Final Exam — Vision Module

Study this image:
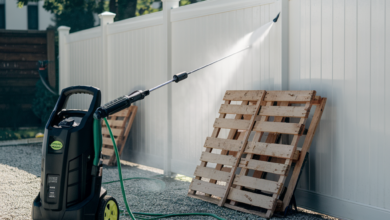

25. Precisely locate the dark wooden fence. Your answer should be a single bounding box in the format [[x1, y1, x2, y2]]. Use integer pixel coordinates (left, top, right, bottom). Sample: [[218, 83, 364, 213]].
[[0, 29, 55, 128]]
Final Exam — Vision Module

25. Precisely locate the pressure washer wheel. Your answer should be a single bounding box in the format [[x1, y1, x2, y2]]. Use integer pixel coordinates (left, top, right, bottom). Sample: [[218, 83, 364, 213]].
[[97, 195, 119, 220]]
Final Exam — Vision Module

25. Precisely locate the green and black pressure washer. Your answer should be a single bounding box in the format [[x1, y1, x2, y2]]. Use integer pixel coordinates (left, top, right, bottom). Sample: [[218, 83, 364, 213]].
[[32, 14, 281, 220], [31, 86, 112, 220]]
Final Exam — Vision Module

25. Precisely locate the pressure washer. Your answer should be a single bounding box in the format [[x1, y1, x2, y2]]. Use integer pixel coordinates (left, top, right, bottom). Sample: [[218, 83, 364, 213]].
[[31, 14, 280, 220]]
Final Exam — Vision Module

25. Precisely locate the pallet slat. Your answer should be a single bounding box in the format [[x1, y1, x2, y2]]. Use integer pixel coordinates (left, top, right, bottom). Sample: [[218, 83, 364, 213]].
[[260, 106, 309, 118], [240, 159, 288, 175], [101, 147, 114, 156], [194, 166, 231, 182], [223, 90, 265, 101], [213, 118, 251, 130], [102, 119, 125, 128], [200, 152, 237, 166], [244, 142, 295, 159], [233, 175, 281, 194], [103, 137, 116, 146], [219, 104, 257, 115], [227, 188, 275, 209], [204, 137, 243, 151], [264, 90, 315, 102], [102, 127, 122, 136], [189, 179, 227, 198], [253, 121, 304, 135]]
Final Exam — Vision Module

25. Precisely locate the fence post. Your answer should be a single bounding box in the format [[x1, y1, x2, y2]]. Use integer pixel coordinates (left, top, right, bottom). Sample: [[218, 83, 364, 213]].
[[99, 12, 116, 103], [58, 26, 71, 91], [162, 0, 179, 177]]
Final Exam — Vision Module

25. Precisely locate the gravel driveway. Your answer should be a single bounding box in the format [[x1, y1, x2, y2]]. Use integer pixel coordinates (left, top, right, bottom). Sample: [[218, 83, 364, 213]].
[[0, 145, 337, 220]]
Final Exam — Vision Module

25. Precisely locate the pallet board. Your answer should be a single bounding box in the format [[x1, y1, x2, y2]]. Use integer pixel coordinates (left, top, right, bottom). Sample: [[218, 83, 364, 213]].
[[188, 90, 327, 219], [101, 105, 137, 166], [188, 90, 266, 202]]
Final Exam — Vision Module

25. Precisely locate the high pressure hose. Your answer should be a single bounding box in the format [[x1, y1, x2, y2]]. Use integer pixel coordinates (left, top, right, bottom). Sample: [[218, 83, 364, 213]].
[[97, 118, 226, 220], [93, 119, 103, 166]]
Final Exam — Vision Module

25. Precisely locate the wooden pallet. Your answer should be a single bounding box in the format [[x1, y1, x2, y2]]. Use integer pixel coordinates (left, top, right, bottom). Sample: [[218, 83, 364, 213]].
[[101, 105, 137, 166], [187, 90, 266, 204], [188, 90, 327, 219]]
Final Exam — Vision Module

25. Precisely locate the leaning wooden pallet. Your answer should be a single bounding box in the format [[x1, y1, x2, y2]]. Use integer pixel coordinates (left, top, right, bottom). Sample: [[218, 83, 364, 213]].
[[223, 90, 317, 218], [187, 90, 266, 204], [188, 90, 327, 219], [101, 105, 137, 165]]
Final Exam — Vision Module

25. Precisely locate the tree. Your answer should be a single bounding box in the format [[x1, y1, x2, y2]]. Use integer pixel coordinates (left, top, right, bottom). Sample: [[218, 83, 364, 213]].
[[17, 0, 204, 30], [18, 0, 105, 32]]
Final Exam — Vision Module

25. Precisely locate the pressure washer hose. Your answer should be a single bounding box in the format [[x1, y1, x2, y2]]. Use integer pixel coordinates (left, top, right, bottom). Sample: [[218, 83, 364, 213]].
[[95, 118, 226, 220]]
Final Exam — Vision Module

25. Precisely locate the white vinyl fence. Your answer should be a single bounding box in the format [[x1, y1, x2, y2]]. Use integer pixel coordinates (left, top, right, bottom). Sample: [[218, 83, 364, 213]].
[[58, 0, 284, 174], [58, 0, 390, 219]]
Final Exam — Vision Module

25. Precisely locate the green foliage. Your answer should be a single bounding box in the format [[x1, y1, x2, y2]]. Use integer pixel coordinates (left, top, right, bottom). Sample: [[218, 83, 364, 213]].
[[115, 0, 137, 20], [45, 0, 106, 33], [18, 0, 106, 33], [136, 0, 160, 16], [180, 0, 204, 6], [32, 81, 59, 126], [0, 130, 18, 141], [17, 0, 204, 31], [135, 0, 204, 16], [0, 128, 44, 141]]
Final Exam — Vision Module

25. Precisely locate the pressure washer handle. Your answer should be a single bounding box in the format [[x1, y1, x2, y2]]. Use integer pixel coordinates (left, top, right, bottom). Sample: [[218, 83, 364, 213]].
[[93, 90, 149, 119]]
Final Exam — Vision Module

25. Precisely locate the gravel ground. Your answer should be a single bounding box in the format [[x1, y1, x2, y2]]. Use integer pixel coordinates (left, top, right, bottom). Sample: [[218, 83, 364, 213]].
[[0, 145, 338, 220]]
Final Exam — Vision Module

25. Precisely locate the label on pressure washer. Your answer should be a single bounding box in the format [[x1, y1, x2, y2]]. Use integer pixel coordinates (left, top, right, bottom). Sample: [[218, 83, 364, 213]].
[[50, 141, 63, 150]]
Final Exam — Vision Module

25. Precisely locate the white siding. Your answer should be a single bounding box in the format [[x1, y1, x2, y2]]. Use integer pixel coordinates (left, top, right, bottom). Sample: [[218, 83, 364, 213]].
[[38, 0, 54, 30], [4, 0, 53, 30], [5, 0, 27, 30]]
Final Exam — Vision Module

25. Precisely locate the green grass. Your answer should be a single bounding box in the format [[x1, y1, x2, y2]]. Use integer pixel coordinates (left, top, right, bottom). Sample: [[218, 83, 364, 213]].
[[0, 128, 44, 141]]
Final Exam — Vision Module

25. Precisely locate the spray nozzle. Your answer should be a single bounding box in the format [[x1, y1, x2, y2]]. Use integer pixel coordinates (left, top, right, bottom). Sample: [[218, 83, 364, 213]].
[[273, 13, 280, 23]]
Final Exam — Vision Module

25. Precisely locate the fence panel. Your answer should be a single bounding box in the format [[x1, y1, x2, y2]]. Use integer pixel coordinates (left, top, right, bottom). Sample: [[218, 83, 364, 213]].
[[289, 0, 390, 219], [60, 27, 103, 109], [107, 12, 166, 169]]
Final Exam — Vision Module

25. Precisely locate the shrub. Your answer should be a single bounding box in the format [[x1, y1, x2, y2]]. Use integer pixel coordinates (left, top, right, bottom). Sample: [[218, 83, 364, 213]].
[[32, 81, 59, 126]]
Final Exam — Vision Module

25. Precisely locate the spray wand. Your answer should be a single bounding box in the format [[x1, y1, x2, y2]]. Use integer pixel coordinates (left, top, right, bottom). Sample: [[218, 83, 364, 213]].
[[93, 47, 248, 120], [94, 13, 280, 120]]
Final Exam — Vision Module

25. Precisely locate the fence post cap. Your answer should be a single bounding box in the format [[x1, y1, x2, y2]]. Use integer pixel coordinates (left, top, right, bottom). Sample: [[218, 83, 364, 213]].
[[99, 11, 116, 19], [57, 26, 71, 32], [161, 0, 180, 2]]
